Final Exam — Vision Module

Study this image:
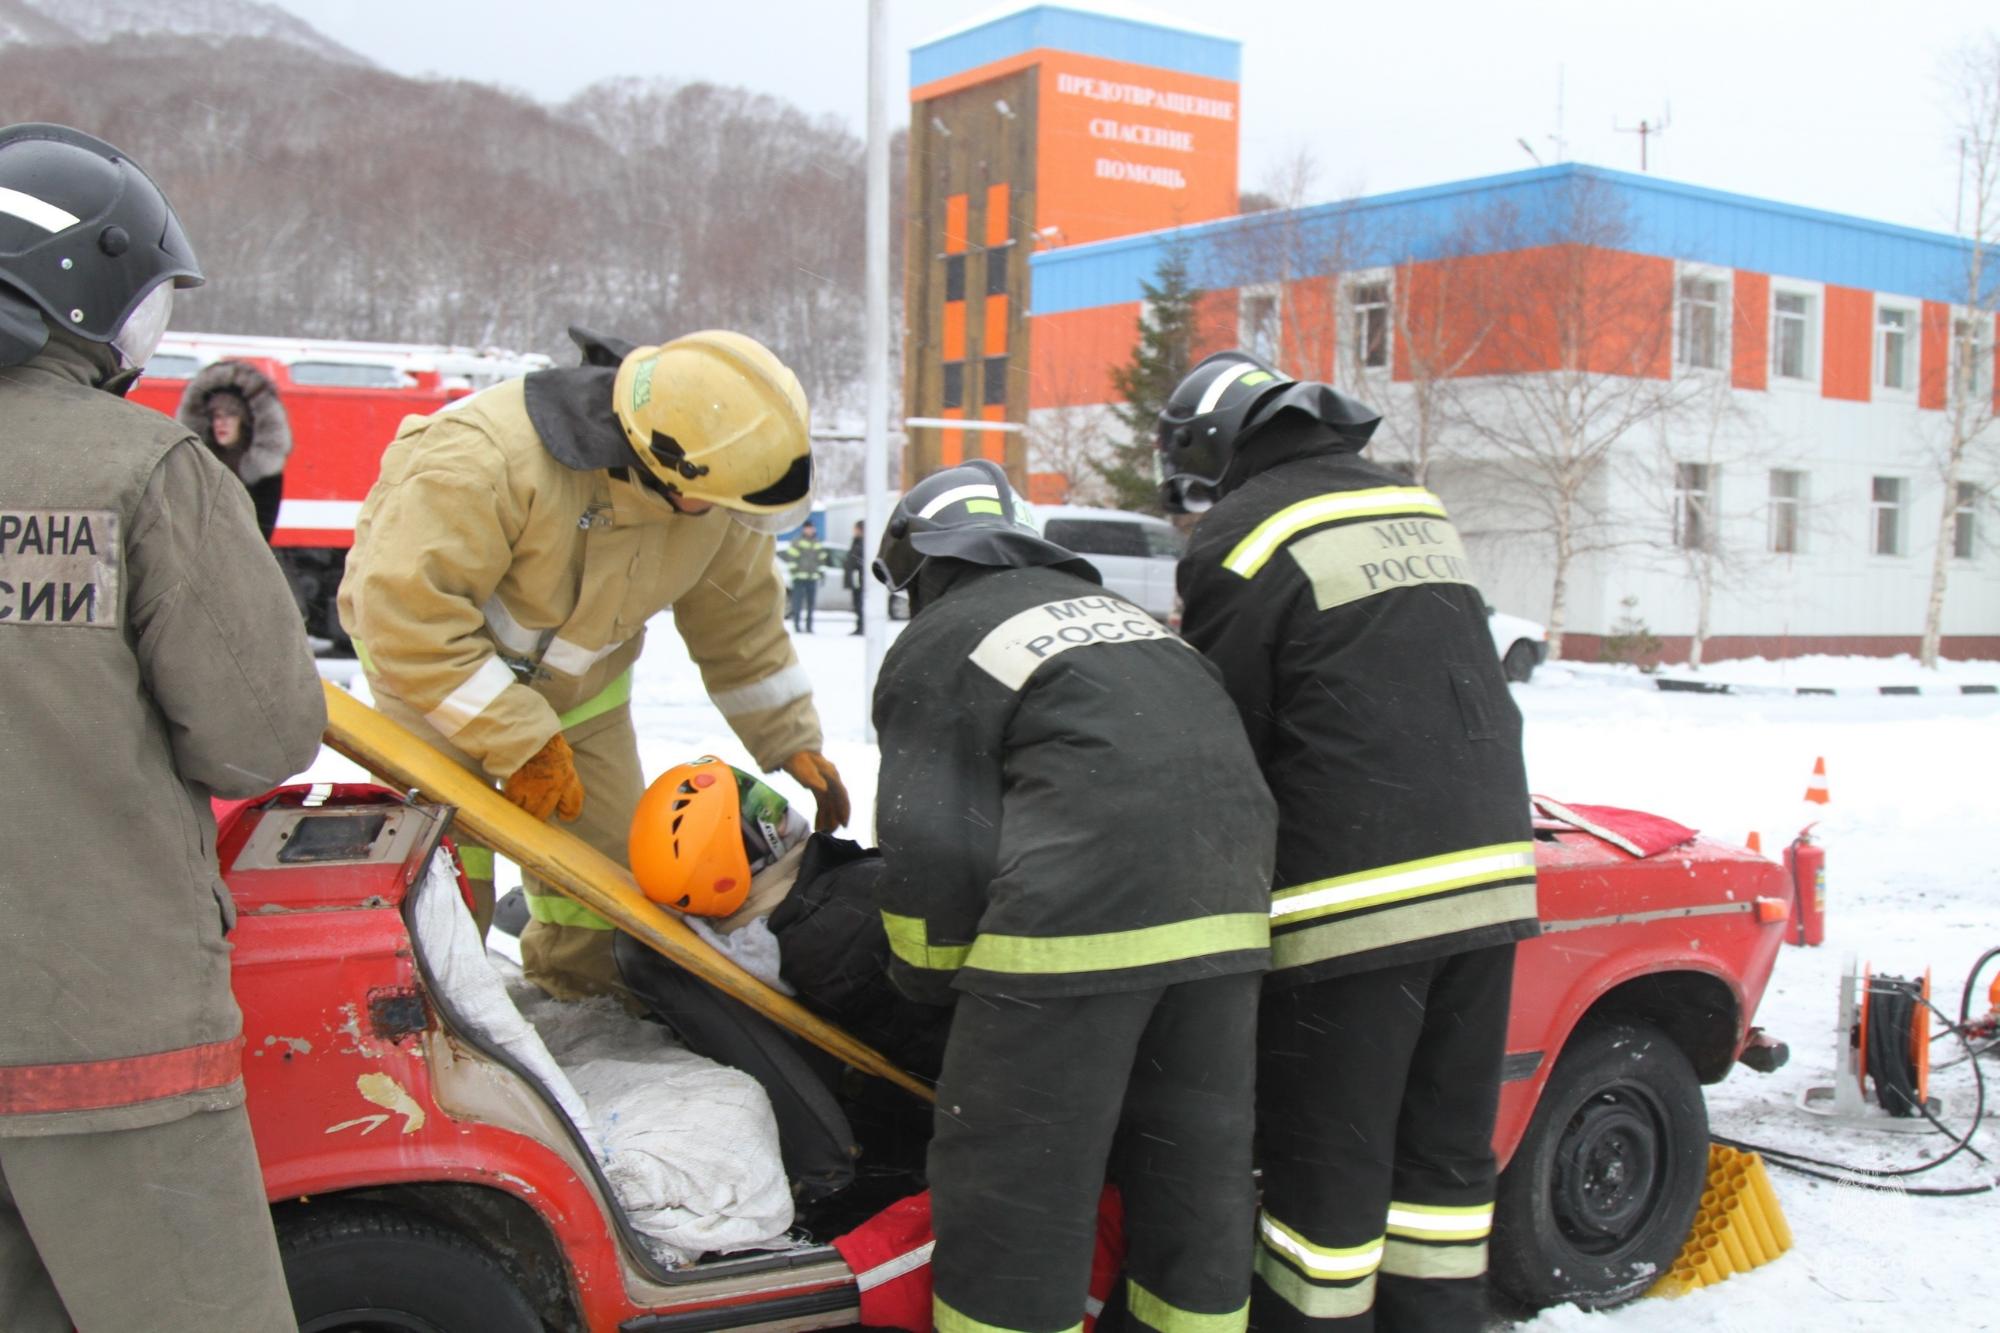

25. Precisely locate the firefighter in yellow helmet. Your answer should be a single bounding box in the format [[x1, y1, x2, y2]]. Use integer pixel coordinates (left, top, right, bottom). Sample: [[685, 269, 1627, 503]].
[[339, 327, 850, 1002]]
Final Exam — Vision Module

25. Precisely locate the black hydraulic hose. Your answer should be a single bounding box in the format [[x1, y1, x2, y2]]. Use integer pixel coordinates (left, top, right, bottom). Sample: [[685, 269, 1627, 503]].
[[1714, 977, 1994, 1195]]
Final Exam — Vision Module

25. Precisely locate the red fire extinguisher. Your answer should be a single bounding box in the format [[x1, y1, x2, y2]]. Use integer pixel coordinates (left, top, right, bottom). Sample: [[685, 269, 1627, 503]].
[[1785, 824, 1826, 947]]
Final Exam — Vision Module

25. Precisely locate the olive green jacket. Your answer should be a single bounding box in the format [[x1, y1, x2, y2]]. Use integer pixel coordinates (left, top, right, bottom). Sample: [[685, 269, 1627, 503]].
[[0, 338, 326, 1135]]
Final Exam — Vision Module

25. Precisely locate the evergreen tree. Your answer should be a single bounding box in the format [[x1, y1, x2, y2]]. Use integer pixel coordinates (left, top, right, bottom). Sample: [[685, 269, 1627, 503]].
[[1096, 245, 1200, 513]]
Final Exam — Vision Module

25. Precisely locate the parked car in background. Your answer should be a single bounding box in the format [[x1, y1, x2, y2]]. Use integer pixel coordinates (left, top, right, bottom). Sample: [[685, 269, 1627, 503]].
[[1490, 605, 1549, 682], [1033, 505, 1184, 621]]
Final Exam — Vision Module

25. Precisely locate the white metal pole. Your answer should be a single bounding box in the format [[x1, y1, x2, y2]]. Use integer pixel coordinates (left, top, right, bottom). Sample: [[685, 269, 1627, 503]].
[[862, 0, 891, 745]]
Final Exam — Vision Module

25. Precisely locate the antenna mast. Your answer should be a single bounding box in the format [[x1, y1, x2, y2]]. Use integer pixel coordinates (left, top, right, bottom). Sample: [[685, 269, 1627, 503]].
[[1614, 104, 1672, 172]]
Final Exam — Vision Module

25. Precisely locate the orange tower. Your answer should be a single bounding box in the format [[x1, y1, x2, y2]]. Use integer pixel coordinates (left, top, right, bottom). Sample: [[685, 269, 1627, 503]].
[[904, 5, 1242, 487]]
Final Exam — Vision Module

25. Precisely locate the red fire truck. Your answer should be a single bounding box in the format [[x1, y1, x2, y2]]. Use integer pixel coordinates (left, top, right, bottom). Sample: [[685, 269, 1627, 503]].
[[126, 332, 549, 642], [215, 781, 1797, 1329]]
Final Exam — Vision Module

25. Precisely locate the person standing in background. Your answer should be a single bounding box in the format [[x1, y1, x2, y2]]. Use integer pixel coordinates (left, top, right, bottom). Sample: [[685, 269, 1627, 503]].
[[176, 358, 289, 543], [843, 518, 864, 634], [782, 519, 825, 634]]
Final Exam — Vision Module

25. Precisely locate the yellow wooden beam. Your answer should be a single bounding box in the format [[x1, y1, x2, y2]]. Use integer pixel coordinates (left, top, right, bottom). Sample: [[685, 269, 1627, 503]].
[[321, 681, 934, 1103]]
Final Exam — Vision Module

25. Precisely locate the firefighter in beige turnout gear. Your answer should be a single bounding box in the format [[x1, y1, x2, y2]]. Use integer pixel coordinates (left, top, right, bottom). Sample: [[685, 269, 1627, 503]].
[[339, 327, 850, 1002], [0, 123, 326, 1333]]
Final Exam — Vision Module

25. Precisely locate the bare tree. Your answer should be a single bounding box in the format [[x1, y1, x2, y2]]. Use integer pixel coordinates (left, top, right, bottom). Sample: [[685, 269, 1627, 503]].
[[1196, 148, 1350, 378], [0, 39, 902, 416], [1355, 214, 1501, 486], [1457, 175, 1692, 658], [1921, 33, 2000, 668], [1626, 355, 1765, 669]]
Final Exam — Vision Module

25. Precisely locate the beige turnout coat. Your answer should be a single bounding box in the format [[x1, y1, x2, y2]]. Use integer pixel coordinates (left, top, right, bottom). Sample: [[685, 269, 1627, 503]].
[[337, 377, 820, 782], [0, 338, 326, 1136]]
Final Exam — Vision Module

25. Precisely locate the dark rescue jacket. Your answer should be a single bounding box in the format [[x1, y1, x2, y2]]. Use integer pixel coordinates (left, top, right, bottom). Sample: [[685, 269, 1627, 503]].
[[1178, 432, 1539, 986], [872, 562, 1275, 1003]]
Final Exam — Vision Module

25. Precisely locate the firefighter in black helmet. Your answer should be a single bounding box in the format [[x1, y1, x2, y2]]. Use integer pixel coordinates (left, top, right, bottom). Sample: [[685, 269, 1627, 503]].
[[1160, 352, 1539, 1332], [0, 123, 323, 1332], [871, 458, 1277, 1333]]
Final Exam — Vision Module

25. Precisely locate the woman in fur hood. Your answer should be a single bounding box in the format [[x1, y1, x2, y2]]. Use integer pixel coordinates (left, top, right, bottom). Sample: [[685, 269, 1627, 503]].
[[176, 359, 291, 542]]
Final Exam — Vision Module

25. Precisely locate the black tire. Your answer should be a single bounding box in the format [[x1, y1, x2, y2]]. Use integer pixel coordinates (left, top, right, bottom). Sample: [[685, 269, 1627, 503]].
[[1491, 1020, 1707, 1311], [280, 1204, 544, 1333], [1503, 640, 1538, 683]]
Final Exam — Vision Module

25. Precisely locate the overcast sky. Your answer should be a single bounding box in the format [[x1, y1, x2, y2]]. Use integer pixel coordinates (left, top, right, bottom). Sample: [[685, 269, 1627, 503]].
[[270, 1, 1995, 236]]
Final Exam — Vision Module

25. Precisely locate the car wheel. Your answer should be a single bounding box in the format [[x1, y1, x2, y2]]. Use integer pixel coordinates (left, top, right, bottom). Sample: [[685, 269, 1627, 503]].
[[1491, 1020, 1707, 1311], [1503, 641, 1538, 683], [280, 1204, 544, 1333]]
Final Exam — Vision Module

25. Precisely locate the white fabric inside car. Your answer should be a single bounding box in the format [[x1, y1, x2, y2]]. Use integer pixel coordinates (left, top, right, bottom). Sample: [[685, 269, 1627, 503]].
[[409, 856, 794, 1264]]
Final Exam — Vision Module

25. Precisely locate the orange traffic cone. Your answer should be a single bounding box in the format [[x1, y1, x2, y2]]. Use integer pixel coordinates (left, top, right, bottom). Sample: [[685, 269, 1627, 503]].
[[1746, 831, 1763, 855], [1803, 758, 1829, 805]]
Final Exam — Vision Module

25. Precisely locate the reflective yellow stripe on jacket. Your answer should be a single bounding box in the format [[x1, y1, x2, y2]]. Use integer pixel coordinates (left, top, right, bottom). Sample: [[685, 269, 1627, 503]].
[[1224, 487, 1448, 578], [881, 912, 1268, 980], [1268, 842, 1536, 972]]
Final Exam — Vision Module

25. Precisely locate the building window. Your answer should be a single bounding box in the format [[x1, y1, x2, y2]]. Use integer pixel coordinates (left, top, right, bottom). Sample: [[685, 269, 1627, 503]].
[[1240, 286, 1280, 364], [1675, 463, 1715, 550], [1351, 280, 1391, 370], [941, 361, 964, 410], [1955, 481, 1979, 560], [1773, 291, 1816, 381], [1877, 305, 1914, 391], [1769, 469, 1806, 555], [1678, 276, 1724, 370], [1954, 316, 1992, 400], [985, 248, 1009, 297], [944, 255, 966, 302], [1871, 476, 1907, 556], [982, 356, 1008, 407]]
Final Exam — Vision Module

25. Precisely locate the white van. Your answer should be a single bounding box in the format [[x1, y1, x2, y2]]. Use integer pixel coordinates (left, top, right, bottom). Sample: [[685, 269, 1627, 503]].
[[1033, 505, 1185, 621]]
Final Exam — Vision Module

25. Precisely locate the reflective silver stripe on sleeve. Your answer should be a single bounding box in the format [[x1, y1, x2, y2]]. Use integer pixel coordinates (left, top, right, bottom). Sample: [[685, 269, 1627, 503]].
[[423, 656, 519, 737], [541, 635, 623, 677], [480, 594, 546, 656], [0, 186, 79, 233], [709, 662, 812, 717]]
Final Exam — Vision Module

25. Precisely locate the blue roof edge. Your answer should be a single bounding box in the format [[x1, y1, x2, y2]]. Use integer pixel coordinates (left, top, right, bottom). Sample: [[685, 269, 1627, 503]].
[[1028, 163, 1997, 314]]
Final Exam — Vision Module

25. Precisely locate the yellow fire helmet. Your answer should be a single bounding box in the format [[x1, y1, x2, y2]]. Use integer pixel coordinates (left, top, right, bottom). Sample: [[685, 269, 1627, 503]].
[[613, 330, 814, 534]]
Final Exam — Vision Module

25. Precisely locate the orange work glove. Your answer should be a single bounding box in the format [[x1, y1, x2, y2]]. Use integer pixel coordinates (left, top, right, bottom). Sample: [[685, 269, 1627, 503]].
[[782, 750, 851, 832], [503, 733, 585, 823]]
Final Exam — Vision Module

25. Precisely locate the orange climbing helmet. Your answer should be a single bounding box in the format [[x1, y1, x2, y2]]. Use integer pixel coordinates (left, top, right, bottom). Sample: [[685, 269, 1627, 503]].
[[628, 757, 753, 916], [629, 756, 810, 916]]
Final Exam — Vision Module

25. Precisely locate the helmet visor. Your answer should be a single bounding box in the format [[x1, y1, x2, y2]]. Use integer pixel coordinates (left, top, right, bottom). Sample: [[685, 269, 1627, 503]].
[[728, 495, 813, 536], [112, 281, 172, 370]]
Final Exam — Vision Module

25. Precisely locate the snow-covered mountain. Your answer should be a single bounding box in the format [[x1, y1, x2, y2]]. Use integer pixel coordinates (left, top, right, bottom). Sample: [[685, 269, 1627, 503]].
[[0, 0, 364, 63]]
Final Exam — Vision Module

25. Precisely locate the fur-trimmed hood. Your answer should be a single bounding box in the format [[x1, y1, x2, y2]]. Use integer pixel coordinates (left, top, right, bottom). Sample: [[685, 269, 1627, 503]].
[[176, 359, 292, 483]]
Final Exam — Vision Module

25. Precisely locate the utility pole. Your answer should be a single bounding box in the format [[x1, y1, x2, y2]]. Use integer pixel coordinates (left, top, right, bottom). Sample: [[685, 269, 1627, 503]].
[[862, 0, 890, 743]]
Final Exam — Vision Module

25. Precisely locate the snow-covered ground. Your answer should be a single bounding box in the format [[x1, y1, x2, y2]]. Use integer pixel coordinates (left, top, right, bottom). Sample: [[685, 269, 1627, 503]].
[[311, 611, 2000, 1327]]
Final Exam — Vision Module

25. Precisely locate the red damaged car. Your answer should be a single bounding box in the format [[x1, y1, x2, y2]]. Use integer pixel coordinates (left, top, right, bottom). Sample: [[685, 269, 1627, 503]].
[[217, 783, 1795, 1330]]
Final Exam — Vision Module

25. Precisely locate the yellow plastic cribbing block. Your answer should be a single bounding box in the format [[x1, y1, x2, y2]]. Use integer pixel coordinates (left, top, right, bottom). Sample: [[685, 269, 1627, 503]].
[[1725, 1185, 1780, 1263], [1648, 1143, 1794, 1297], [1740, 1154, 1795, 1253]]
